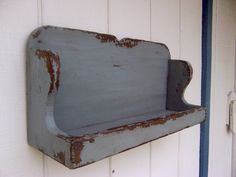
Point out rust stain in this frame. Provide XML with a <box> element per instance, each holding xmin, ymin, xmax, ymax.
<box><xmin>37</xmin><ymin>26</ymin><xmax>167</xmax><ymax>50</ymax></box>
<box><xmin>120</xmin><ymin>38</ymin><xmax>139</xmax><ymax>48</ymax></box>
<box><xmin>95</xmin><ymin>33</ymin><xmax>117</xmax><ymax>43</ymax></box>
<box><xmin>54</xmin><ymin>152</ymin><xmax>65</xmax><ymax>165</ymax></box>
<box><xmin>104</xmin><ymin>107</ymin><xmax>203</xmax><ymax>133</ymax></box>
<box><xmin>56</xmin><ymin>135</ymin><xmax>95</xmax><ymax>165</ymax></box>
<box><xmin>58</xmin><ymin>107</ymin><xmax>203</xmax><ymax>142</ymax></box>
<box><xmin>32</xmin><ymin>29</ymin><xmax>41</xmax><ymax>39</ymax></box>
<box><xmin>70</xmin><ymin>141</ymin><xmax>84</xmax><ymax>165</ymax></box>
<box><xmin>38</xmin><ymin>26</ymin><xmax>165</xmax><ymax>49</ymax></box>
<box><xmin>94</xmin><ymin>33</ymin><xmax>140</xmax><ymax>48</ymax></box>
<box><xmin>35</xmin><ymin>49</ymin><xmax>61</xmax><ymax>95</ymax></box>
<box><xmin>57</xmin><ymin>134</ymin><xmax>95</xmax><ymax>144</ymax></box>
<box><xmin>57</xmin><ymin>134</ymin><xmax>95</xmax><ymax>165</ymax></box>
<box><xmin>56</xmin><ymin>107</ymin><xmax>203</xmax><ymax>166</ymax></box>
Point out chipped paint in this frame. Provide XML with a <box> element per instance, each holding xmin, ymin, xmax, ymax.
<box><xmin>58</xmin><ymin>108</ymin><xmax>203</xmax><ymax>142</ymax></box>
<box><xmin>57</xmin><ymin>134</ymin><xmax>95</xmax><ymax>144</ymax></box>
<box><xmin>56</xmin><ymin>107</ymin><xmax>203</xmax><ymax>167</ymax></box>
<box><xmin>103</xmin><ymin>107</ymin><xmax>204</xmax><ymax>133</ymax></box>
<box><xmin>35</xmin><ymin>49</ymin><xmax>61</xmax><ymax>95</ymax></box>
<box><xmin>95</xmin><ymin>33</ymin><xmax>117</xmax><ymax>43</ymax></box>
<box><xmin>43</xmin><ymin>26</ymin><xmax>51</xmax><ymax>30</ymax></box>
<box><xmin>32</xmin><ymin>29</ymin><xmax>41</xmax><ymax>39</ymax></box>
<box><xmin>27</xmin><ymin>26</ymin><xmax>206</xmax><ymax>169</ymax></box>
<box><xmin>54</xmin><ymin>152</ymin><xmax>65</xmax><ymax>165</ymax></box>
<box><xmin>57</xmin><ymin>108</ymin><xmax>201</xmax><ymax>167</ymax></box>
<box><xmin>120</xmin><ymin>38</ymin><xmax>139</xmax><ymax>48</ymax></box>
<box><xmin>70</xmin><ymin>141</ymin><xmax>84</xmax><ymax>165</ymax></box>
<box><xmin>39</xmin><ymin>25</ymin><xmax>168</xmax><ymax>49</ymax></box>
<box><xmin>95</xmin><ymin>33</ymin><xmax>140</xmax><ymax>48</ymax></box>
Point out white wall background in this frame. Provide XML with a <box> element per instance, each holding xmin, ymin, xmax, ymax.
<box><xmin>0</xmin><ymin>0</ymin><xmax>204</xmax><ymax>177</ymax></box>
<box><xmin>209</xmin><ymin>0</ymin><xmax>236</xmax><ymax>177</ymax></box>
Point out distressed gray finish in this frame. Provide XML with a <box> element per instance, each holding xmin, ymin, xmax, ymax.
<box><xmin>27</xmin><ymin>26</ymin><xmax>206</xmax><ymax>169</ymax></box>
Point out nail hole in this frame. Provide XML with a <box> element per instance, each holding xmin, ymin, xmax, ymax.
<box><xmin>113</xmin><ymin>64</ymin><xmax>121</xmax><ymax>67</ymax></box>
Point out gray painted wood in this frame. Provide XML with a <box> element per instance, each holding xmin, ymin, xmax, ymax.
<box><xmin>27</xmin><ymin>26</ymin><xmax>206</xmax><ymax>169</ymax></box>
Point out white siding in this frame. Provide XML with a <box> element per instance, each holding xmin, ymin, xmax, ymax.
<box><xmin>0</xmin><ymin>1</ymin><xmax>43</xmax><ymax>177</ymax></box>
<box><xmin>209</xmin><ymin>0</ymin><xmax>236</xmax><ymax>177</ymax></box>
<box><xmin>150</xmin><ymin>1</ymin><xmax>180</xmax><ymax>176</ymax></box>
<box><xmin>179</xmin><ymin>0</ymin><xmax>202</xmax><ymax>176</ymax></box>
<box><xmin>41</xmin><ymin>0</ymin><xmax>110</xmax><ymax>176</ymax></box>
<box><xmin>0</xmin><ymin>0</ymin><xmax>205</xmax><ymax>177</ymax></box>
<box><xmin>109</xmin><ymin>1</ymin><xmax>151</xmax><ymax>176</ymax></box>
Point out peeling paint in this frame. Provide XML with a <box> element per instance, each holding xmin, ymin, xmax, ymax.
<box><xmin>120</xmin><ymin>38</ymin><xmax>139</xmax><ymax>48</ymax></box>
<box><xmin>57</xmin><ymin>108</ymin><xmax>202</xmax><ymax>167</ymax></box>
<box><xmin>39</xmin><ymin>25</ymin><xmax>167</xmax><ymax>49</ymax></box>
<box><xmin>56</xmin><ymin>107</ymin><xmax>203</xmax><ymax>166</ymax></box>
<box><xmin>32</xmin><ymin>29</ymin><xmax>41</xmax><ymax>39</ymax></box>
<box><xmin>95</xmin><ymin>33</ymin><xmax>117</xmax><ymax>43</ymax></box>
<box><xmin>95</xmin><ymin>33</ymin><xmax>140</xmax><ymax>48</ymax></box>
<box><xmin>35</xmin><ymin>49</ymin><xmax>61</xmax><ymax>95</ymax></box>
<box><xmin>57</xmin><ymin>134</ymin><xmax>95</xmax><ymax>144</ymax></box>
<box><xmin>70</xmin><ymin>141</ymin><xmax>84</xmax><ymax>165</ymax></box>
<box><xmin>28</xmin><ymin>26</ymin><xmax>206</xmax><ymax>169</ymax></box>
<box><xmin>54</xmin><ymin>152</ymin><xmax>65</xmax><ymax>165</ymax></box>
<box><xmin>57</xmin><ymin>107</ymin><xmax>204</xmax><ymax>143</ymax></box>
<box><xmin>104</xmin><ymin>107</ymin><xmax>203</xmax><ymax>133</ymax></box>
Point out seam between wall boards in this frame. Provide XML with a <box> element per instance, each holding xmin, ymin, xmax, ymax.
<box><xmin>179</xmin><ymin>0</ymin><xmax>182</xmax><ymax>59</ymax></box>
<box><xmin>107</xmin><ymin>0</ymin><xmax>110</xmax><ymax>34</ymax></box>
<box><xmin>177</xmin><ymin>0</ymin><xmax>181</xmax><ymax>177</ymax></box>
<box><xmin>37</xmin><ymin>0</ymin><xmax>43</xmax><ymax>26</ymax></box>
<box><xmin>149</xmin><ymin>0</ymin><xmax>152</xmax><ymax>177</ymax></box>
<box><xmin>149</xmin><ymin>0</ymin><xmax>152</xmax><ymax>42</ymax></box>
<box><xmin>109</xmin><ymin>156</ymin><xmax>113</xmax><ymax>177</ymax></box>
<box><xmin>107</xmin><ymin>1</ymin><xmax>113</xmax><ymax>176</ymax></box>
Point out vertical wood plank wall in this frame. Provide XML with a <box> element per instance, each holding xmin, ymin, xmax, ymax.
<box><xmin>209</xmin><ymin>0</ymin><xmax>236</xmax><ymax>177</ymax></box>
<box><xmin>0</xmin><ymin>0</ymin><xmax>202</xmax><ymax>177</ymax></box>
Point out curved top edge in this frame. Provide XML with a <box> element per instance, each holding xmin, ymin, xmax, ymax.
<box><xmin>28</xmin><ymin>25</ymin><xmax>170</xmax><ymax>57</ymax></box>
<box><xmin>169</xmin><ymin>59</ymin><xmax>193</xmax><ymax>86</ymax></box>
<box><xmin>167</xmin><ymin>60</ymin><xmax>195</xmax><ymax>111</ymax></box>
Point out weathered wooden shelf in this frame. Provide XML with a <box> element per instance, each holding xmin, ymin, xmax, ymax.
<box><xmin>27</xmin><ymin>26</ymin><xmax>206</xmax><ymax>169</ymax></box>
